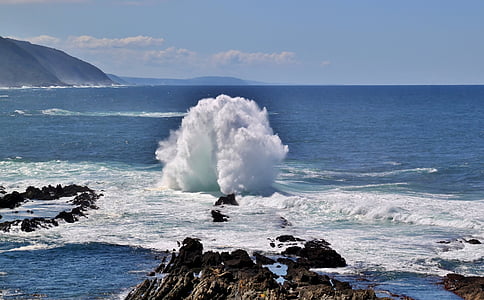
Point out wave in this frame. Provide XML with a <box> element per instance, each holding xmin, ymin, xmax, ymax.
<box><xmin>156</xmin><ymin>94</ymin><xmax>288</xmax><ymax>194</ymax></box>
<box><xmin>35</xmin><ymin>108</ymin><xmax>186</xmax><ymax>118</ymax></box>
<box><xmin>281</xmin><ymin>166</ymin><xmax>438</xmax><ymax>181</ymax></box>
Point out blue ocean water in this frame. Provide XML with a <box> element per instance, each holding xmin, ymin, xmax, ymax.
<box><xmin>0</xmin><ymin>85</ymin><xmax>482</xmax><ymax>299</ymax></box>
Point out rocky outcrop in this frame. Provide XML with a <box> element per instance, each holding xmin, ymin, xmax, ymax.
<box><xmin>443</xmin><ymin>274</ymin><xmax>484</xmax><ymax>300</ymax></box>
<box><xmin>125</xmin><ymin>237</ymin><xmax>386</xmax><ymax>300</ymax></box>
<box><xmin>0</xmin><ymin>184</ymin><xmax>101</xmax><ymax>232</ymax></box>
<box><xmin>214</xmin><ymin>194</ymin><xmax>238</xmax><ymax>206</ymax></box>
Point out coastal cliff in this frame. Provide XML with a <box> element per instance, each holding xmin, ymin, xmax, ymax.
<box><xmin>0</xmin><ymin>36</ymin><xmax>114</xmax><ymax>87</ymax></box>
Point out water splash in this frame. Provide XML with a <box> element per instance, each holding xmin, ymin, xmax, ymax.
<box><xmin>155</xmin><ymin>95</ymin><xmax>288</xmax><ymax>194</ymax></box>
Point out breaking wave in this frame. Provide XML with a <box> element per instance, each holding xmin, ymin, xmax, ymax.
<box><xmin>155</xmin><ymin>95</ymin><xmax>288</xmax><ymax>194</ymax></box>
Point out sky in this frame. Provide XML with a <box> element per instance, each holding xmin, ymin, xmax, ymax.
<box><xmin>1</xmin><ymin>0</ymin><xmax>484</xmax><ymax>85</ymax></box>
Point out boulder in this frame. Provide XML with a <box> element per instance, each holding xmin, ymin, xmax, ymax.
<box><xmin>211</xmin><ymin>210</ymin><xmax>229</xmax><ymax>222</ymax></box>
<box><xmin>214</xmin><ymin>194</ymin><xmax>238</xmax><ymax>206</ymax></box>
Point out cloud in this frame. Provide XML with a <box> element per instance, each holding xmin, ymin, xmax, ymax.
<box><xmin>27</xmin><ymin>35</ymin><xmax>62</xmax><ymax>46</ymax></box>
<box><xmin>212</xmin><ymin>50</ymin><xmax>296</xmax><ymax>65</ymax></box>
<box><xmin>143</xmin><ymin>47</ymin><xmax>197</xmax><ymax>64</ymax></box>
<box><xmin>320</xmin><ymin>60</ymin><xmax>331</xmax><ymax>67</ymax></box>
<box><xmin>66</xmin><ymin>35</ymin><xmax>165</xmax><ymax>49</ymax></box>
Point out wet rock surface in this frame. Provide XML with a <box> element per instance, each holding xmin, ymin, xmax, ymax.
<box><xmin>443</xmin><ymin>274</ymin><xmax>484</xmax><ymax>300</ymax></box>
<box><xmin>125</xmin><ymin>236</ymin><xmax>388</xmax><ymax>300</ymax></box>
<box><xmin>0</xmin><ymin>184</ymin><xmax>101</xmax><ymax>232</ymax></box>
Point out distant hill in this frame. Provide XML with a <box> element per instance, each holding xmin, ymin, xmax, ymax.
<box><xmin>0</xmin><ymin>36</ymin><xmax>114</xmax><ymax>87</ymax></box>
<box><xmin>109</xmin><ymin>75</ymin><xmax>266</xmax><ymax>86</ymax></box>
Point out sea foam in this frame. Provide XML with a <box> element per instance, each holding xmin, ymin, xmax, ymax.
<box><xmin>155</xmin><ymin>95</ymin><xmax>288</xmax><ymax>194</ymax></box>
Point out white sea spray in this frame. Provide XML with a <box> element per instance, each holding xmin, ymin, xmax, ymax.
<box><xmin>155</xmin><ymin>94</ymin><xmax>288</xmax><ymax>194</ymax></box>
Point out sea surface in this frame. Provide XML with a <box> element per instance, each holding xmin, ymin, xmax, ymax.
<box><xmin>0</xmin><ymin>85</ymin><xmax>482</xmax><ymax>299</ymax></box>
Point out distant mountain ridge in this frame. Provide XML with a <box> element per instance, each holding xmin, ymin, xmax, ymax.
<box><xmin>108</xmin><ymin>75</ymin><xmax>267</xmax><ymax>86</ymax></box>
<box><xmin>0</xmin><ymin>36</ymin><xmax>114</xmax><ymax>87</ymax></box>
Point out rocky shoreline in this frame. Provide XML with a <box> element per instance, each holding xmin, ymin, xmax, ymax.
<box><xmin>123</xmin><ymin>194</ymin><xmax>483</xmax><ymax>300</ymax></box>
<box><xmin>125</xmin><ymin>236</ymin><xmax>387</xmax><ymax>300</ymax></box>
<box><xmin>0</xmin><ymin>184</ymin><xmax>102</xmax><ymax>232</ymax></box>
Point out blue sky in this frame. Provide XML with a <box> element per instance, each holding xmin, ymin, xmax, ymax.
<box><xmin>1</xmin><ymin>0</ymin><xmax>484</xmax><ymax>84</ymax></box>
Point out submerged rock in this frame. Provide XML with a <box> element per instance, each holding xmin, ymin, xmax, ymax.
<box><xmin>125</xmin><ymin>237</ymin><xmax>383</xmax><ymax>300</ymax></box>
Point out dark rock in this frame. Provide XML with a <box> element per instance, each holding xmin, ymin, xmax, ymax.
<box><xmin>211</xmin><ymin>209</ymin><xmax>229</xmax><ymax>222</ymax></box>
<box><xmin>276</xmin><ymin>235</ymin><xmax>305</xmax><ymax>243</ymax></box>
<box><xmin>281</xmin><ymin>238</ymin><xmax>346</xmax><ymax>268</ymax></box>
<box><xmin>465</xmin><ymin>239</ymin><xmax>482</xmax><ymax>245</ymax></box>
<box><xmin>201</xmin><ymin>251</ymin><xmax>222</xmax><ymax>268</ymax></box>
<box><xmin>0</xmin><ymin>186</ymin><xmax>6</xmax><ymax>194</ymax></box>
<box><xmin>0</xmin><ymin>191</ymin><xmax>25</xmax><ymax>209</ymax></box>
<box><xmin>163</xmin><ymin>237</ymin><xmax>203</xmax><ymax>273</ymax></box>
<box><xmin>0</xmin><ymin>184</ymin><xmax>100</xmax><ymax>232</ymax></box>
<box><xmin>443</xmin><ymin>273</ymin><xmax>484</xmax><ymax>300</ymax></box>
<box><xmin>20</xmin><ymin>218</ymin><xmax>58</xmax><ymax>232</ymax></box>
<box><xmin>125</xmin><ymin>237</ymin><xmax>385</xmax><ymax>300</ymax></box>
<box><xmin>254</xmin><ymin>252</ymin><xmax>276</xmax><ymax>265</ymax></box>
<box><xmin>221</xmin><ymin>249</ymin><xmax>255</xmax><ymax>269</ymax></box>
<box><xmin>214</xmin><ymin>193</ymin><xmax>238</xmax><ymax>206</ymax></box>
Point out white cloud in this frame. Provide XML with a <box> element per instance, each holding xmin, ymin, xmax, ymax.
<box><xmin>66</xmin><ymin>35</ymin><xmax>165</xmax><ymax>49</ymax></box>
<box><xmin>212</xmin><ymin>50</ymin><xmax>296</xmax><ymax>65</ymax></box>
<box><xmin>320</xmin><ymin>60</ymin><xmax>331</xmax><ymax>67</ymax></box>
<box><xmin>27</xmin><ymin>35</ymin><xmax>62</xmax><ymax>46</ymax></box>
<box><xmin>143</xmin><ymin>47</ymin><xmax>197</xmax><ymax>63</ymax></box>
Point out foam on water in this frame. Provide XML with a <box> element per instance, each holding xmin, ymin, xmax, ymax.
<box><xmin>155</xmin><ymin>95</ymin><xmax>288</xmax><ymax>194</ymax></box>
<box><xmin>40</xmin><ymin>108</ymin><xmax>186</xmax><ymax>118</ymax></box>
<box><xmin>1</xmin><ymin>159</ymin><xmax>482</xmax><ymax>278</ymax></box>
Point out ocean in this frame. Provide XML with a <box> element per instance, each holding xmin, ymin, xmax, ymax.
<box><xmin>0</xmin><ymin>85</ymin><xmax>482</xmax><ymax>299</ymax></box>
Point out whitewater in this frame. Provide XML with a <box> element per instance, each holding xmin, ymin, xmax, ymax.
<box><xmin>0</xmin><ymin>85</ymin><xmax>482</xmax><ymax>299</ymax></box>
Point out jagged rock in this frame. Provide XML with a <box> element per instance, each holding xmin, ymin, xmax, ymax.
<box><xmin>125</xmin><ymin>238</ymin><xmax>383</xmax><ymax>300</ymax></box>
<box><xmin>214</xmin><ymin>194</ymin><xmax>238</xmax><ymax>206</ymax></box>
<box><xmin>443</xmin><ymin>273</ymin><xmax>484</xmax><ymax>300</ymax></box>
<box><xmin>221</xmin><ymin>249</ymin><xmax>255</xmax><ymax>269</ymax></box>
<box><xmin>162</xmin><ymin>238</ymin><xmax>203</xmax><ymax>274</ymax></box>
<box><xmin>211</xmin><ymin>210</ymin><xmax>229</xmax><ymax>222</ymax></box>
<box><xmin>282</xmin><ymin>238</ymin><xmax>347</xmax><ymax>268</ymax></box>
<box><xmin>20</xmin><ymin>218</ymin><xmax>59</xmax><ymax>232</ymax></box>
<box><xmin>0</xmin><ymin>184</ymin><xmax>101</xmax><ymax>232</ymax></box>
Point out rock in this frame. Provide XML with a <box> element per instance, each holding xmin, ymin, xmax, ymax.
<box><xmin>443</xmin><ymin>273</ymin><xmax>484</xmax><ymax>300</ymax></box>
<box><xmin>20</xmin><ymin>218</ymin><xmax>58</xmax><ymax>232</ymax></box>
<box><xmin>214</xmin><ymin>194</ymin><xmax>238</xmax><ymax>206</ymax></box>
<box><xmin>211</xmin><ymin>210</ymin><xmax>229</xmax><ymax>222</ymax></box>
<box><xmin>254</xmin><ymin>252</ymin><xmax>276</xmax><ymax>265</ymax></box>
<box><xmin>221</xmin><ymin>249</ymin><xmax>254</xmax><ymax>269</ymax></box>
<box><xmin>0</xmin><ymin>191</ymin><xmax>25</xmax><ymax>209</ymax></box>
<box><xmin>465</xmin><ymin>239</ymin><xmax>482</xmax><ymax>245</ymax></box>
<box><xmin>281</xmin><ymin>238</ymin><xmax>347</xmax><ymax>268</ymax></box>
<box><xmin>0</xmin><ymin>184</ymin><xmax>101</xmax><ymax>232</ymax></box>
<box><xmin>125</xmin><ymin>238</ymin><xmax>384</xmax><ymax>300</ymax></box>
<box><xmin>162</xmin><ymin>238</ymin><xmax>203</xmax><ymax>274</ymax></box>
<box><xmin>276</xmin><ymin>235</ymin><xmax>305</xmax><ymax>243</ymax></box>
